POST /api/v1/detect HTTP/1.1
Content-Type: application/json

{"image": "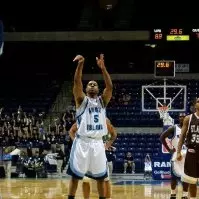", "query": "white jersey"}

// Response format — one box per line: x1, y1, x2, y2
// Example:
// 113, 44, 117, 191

171, 124, 186, 150
171, 124, 181, 150
76, 96, 108, 138
144, 161, 152, 172
171, 124, 187, 162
